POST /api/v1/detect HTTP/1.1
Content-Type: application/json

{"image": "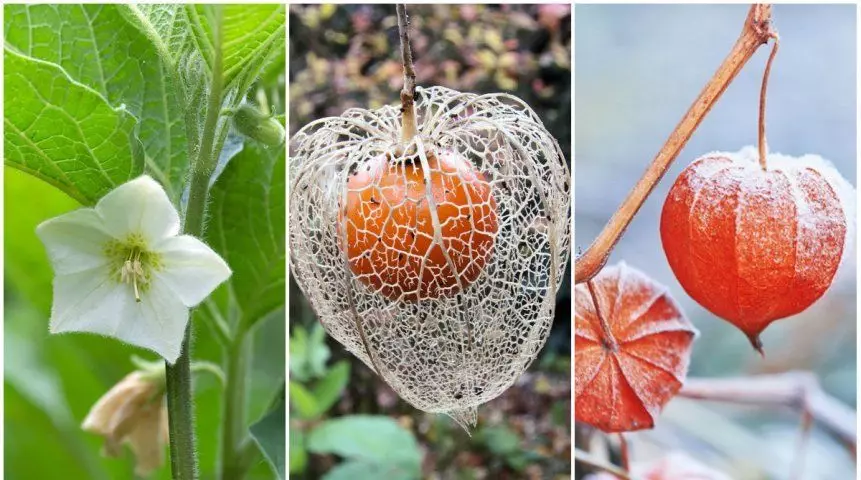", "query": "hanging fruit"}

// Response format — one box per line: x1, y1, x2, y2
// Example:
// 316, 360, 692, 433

339, 148, 498, 302
289, 5, 570, 429
575, 262, 697, 433
661, 147, 852, 352
660, 22, 854, 354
